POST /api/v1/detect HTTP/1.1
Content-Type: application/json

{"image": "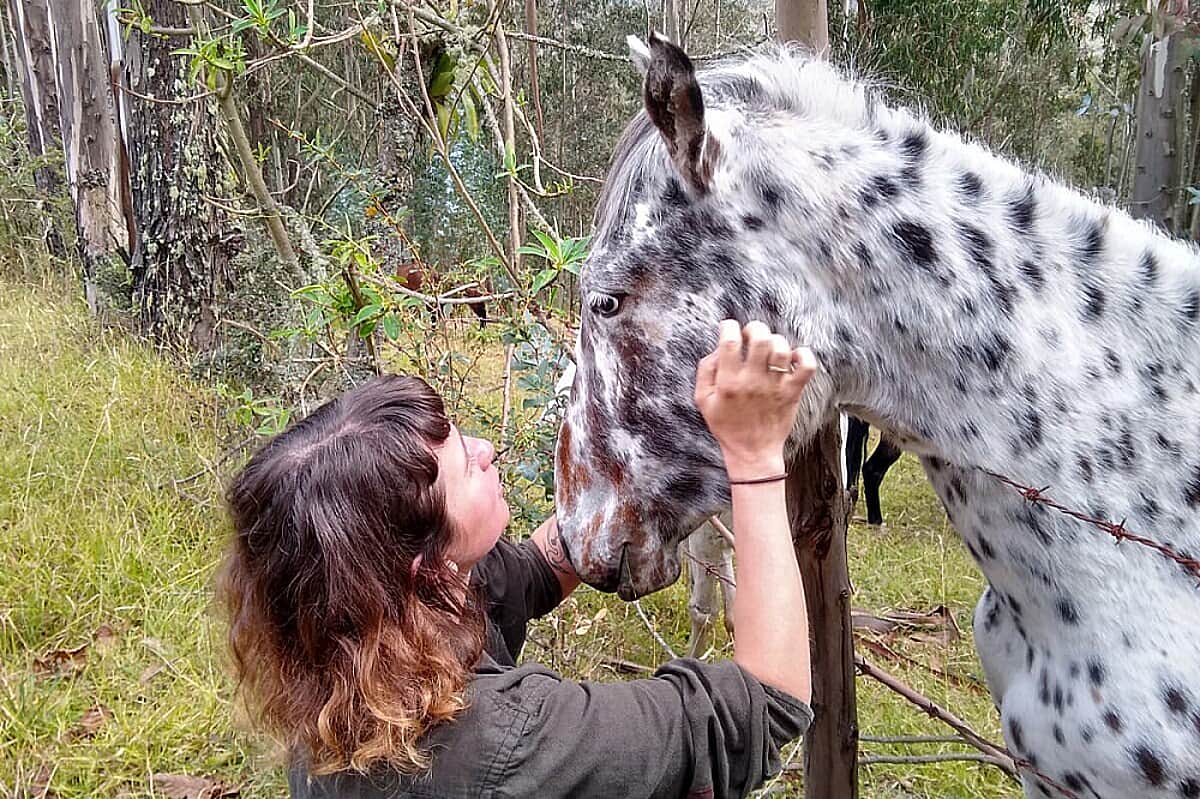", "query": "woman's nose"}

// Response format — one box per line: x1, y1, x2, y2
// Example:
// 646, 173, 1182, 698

470, 437, 495, 470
